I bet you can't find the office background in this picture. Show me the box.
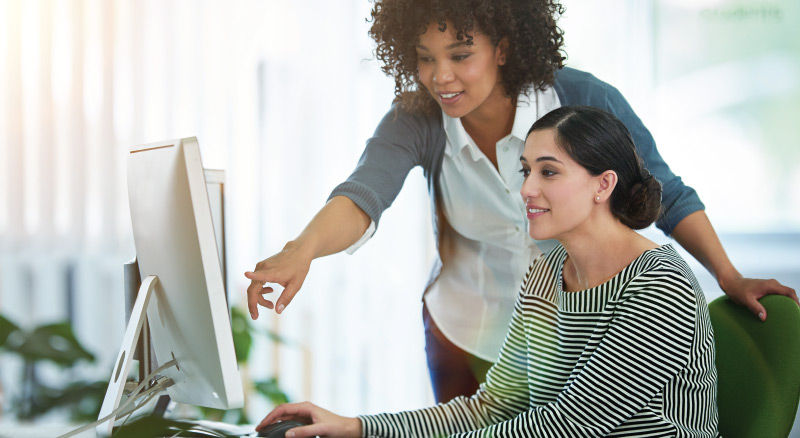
[0,0,798,432]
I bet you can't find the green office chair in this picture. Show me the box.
[709,294,800,438]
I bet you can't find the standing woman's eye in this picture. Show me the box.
[541,169,557,177]
[518,167,531,178]
[452,54,470,61]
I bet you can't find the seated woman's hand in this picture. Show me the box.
[256,401,362,438]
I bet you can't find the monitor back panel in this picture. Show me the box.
[127,137,243,409]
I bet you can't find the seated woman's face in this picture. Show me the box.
[415,21,507,120]
[519,129,601,241]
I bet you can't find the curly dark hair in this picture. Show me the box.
[369,0,566,114]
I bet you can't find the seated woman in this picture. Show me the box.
[256,106,720,437]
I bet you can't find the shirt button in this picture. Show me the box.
[515,226,521,232]
[503,146,509,152]
[505,188,510,194]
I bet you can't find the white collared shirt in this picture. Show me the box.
[424,88,561,361]
[347,88,561,361]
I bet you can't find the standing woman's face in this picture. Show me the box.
[415,21,507,121]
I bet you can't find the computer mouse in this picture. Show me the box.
[256,419,310,437]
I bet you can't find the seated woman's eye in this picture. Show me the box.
[452,54,470,61]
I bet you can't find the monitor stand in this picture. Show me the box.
[95,269,168,437]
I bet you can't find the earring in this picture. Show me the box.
[595,196,600,201]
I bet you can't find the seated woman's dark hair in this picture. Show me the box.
[369,0,566,113]
[527,106,662,230]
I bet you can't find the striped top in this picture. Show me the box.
[359,244,720,437]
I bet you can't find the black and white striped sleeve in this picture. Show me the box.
[359,266,706,438]
[454,267,700,438]
[358,286,533,438]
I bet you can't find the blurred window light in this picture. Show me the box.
[653,0,800,232]
[21,0,43,235]
[0,0,9,235]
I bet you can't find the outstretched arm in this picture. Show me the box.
[671,210,799,320]
[245,104,437,319]
[244,196,370,318]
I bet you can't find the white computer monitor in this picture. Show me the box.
[96,137,243,436]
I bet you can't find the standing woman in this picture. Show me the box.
[245,0,797,403]
[256,106,720,438]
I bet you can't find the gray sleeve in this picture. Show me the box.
[328,104,438,228]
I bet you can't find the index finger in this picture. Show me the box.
[245,270,277,284]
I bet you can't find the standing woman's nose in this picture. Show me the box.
[432,60,455,85]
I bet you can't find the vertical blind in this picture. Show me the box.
[0,0,436,419]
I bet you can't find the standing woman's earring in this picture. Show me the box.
[595,196,600,201]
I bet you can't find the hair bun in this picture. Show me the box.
[528,106,665,231]
[621,173,662,230]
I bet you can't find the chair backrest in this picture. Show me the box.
[709,295,800,438]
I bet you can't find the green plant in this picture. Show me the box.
[0,313,106,421]
[0,306,294,428]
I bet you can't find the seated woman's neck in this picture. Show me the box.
[560,220,658,292]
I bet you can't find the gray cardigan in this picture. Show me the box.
[330,67,704,283]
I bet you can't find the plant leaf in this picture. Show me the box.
[230,306,297,347]
[254,378,290,406]
[11,322,95,366]
[230,308,253,363]
[22,380,107,422]
[0,313,20,347]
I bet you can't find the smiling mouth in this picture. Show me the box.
[439,91,463,99]
[528,208,549,214]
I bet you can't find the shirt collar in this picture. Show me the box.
[442,90,540,158]
[442,112,472,158]
[511,92,538,142]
